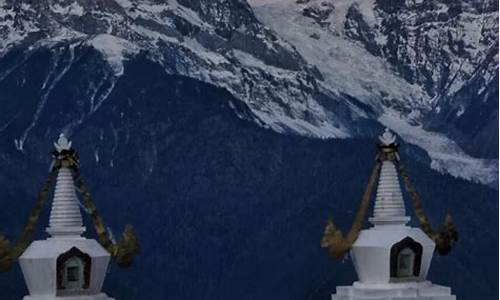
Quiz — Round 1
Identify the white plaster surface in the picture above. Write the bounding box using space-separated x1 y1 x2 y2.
332 280 455 300
19 238 111 298
46 167 85 238
332 130 454 299
350 225 435 284
19 134 113 299
23 293 114 300
369 159 410 226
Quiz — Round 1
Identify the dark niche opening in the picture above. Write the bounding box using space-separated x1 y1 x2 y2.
56 247 91 293
390 237 423 279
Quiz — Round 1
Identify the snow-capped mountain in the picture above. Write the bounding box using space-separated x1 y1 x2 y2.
0 0 370 141
249 0 498 186
339 0 499 159
0 0 497 186
0 2 498 300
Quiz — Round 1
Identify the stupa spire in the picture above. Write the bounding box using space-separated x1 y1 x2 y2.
46 134 85 238
369 128 410 226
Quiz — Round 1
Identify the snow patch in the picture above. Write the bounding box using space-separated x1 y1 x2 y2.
88 34 139 76
51 2 84 17
114 0 133 9
379 112 498 186
249 0 499 185
250 0 429 113
94 149 100 163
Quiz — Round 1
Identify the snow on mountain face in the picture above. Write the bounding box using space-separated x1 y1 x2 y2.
0 0 497 186
345 0 498 96
0 0 369 141
249 0 498 186
342 0 499 159
250 0 430 117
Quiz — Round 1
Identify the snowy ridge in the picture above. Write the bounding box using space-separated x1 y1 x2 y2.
0 0 497 186
249 0 430 113
249 0 498 186
0 0 360 141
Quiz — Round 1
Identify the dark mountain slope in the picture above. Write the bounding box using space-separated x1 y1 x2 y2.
0 54 497 300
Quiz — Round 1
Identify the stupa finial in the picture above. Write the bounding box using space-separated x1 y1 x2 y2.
378 128 396 146
54 133 72 152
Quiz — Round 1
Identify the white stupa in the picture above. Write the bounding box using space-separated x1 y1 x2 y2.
331 129 456 300
19 134 114 300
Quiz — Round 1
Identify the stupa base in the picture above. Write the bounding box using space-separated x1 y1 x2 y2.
23 293 114 300
332 281 455 300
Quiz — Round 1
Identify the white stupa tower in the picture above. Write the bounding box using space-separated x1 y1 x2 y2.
19 134 114 300
330 129 456 300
